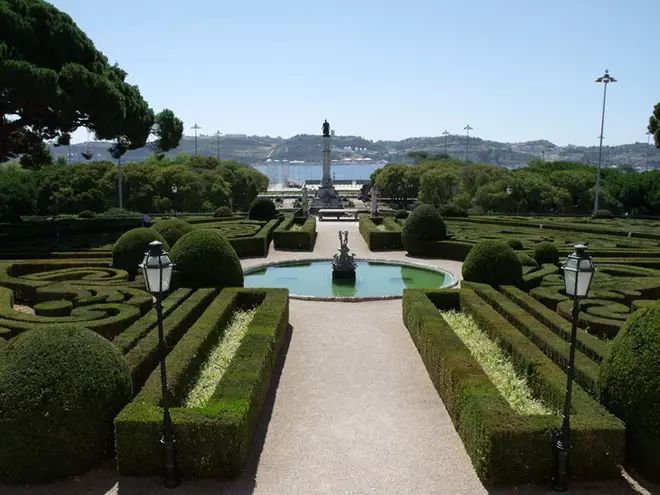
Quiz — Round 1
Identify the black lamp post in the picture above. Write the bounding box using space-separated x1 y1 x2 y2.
553 244 595 492
140 241 179 489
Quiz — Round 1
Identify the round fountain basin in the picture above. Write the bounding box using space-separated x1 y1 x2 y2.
244 259 456 300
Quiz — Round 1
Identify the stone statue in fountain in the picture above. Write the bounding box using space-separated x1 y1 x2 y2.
332 230 357 281
370 185 380 218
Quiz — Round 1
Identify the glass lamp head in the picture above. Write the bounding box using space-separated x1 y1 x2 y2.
139 241 174 294
562 244 595 297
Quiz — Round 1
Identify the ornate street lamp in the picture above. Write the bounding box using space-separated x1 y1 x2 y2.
553 244 595 492
139 241 179 489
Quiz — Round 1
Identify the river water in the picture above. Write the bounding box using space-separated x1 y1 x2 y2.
253 163 384 184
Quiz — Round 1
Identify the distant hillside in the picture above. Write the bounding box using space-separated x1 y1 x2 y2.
49 133 660 170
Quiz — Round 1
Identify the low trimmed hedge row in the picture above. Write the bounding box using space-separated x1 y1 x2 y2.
228 218 281 258
115 288 289 478
358 216 403 250
467 282 600 395
273 216 317 250
402 288 624 485
113 288 194 353
123 288 217 391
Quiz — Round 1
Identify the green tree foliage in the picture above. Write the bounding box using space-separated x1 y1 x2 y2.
151 109 183 156
649 102 660 148
0 0 159 164
407 150 429 164
420 168 459 206
0 154 263 217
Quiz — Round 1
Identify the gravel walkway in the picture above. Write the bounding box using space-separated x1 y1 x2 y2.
2 221 657 494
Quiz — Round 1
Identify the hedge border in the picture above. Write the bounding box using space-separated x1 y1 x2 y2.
358 215 403 251
115 288 289 479
402 288 624 485
228 218 281 258
272 216 317 251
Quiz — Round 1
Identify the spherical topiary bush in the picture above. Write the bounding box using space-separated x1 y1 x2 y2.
533 241 560 264
170 229 244 288
112 228 169 278
401 204 447 256
593 209 614 219
599 303 660 478
462 240 523 286
507 238 523 250
248 198 277 221
395 210 409 220
152 218 194 247
214 206 233 217
78 209 96 219
0 325 132 484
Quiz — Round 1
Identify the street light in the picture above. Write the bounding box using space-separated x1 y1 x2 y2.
215 130 221 160
442 129 450 156
139 241 179 489
464 124 473 162
593 70 617 214
191 123 201 156
553 244 595 492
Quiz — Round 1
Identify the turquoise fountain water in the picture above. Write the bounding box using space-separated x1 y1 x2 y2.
244 260 453 298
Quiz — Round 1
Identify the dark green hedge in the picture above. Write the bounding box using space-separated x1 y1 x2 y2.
0 216 142 239
228 218 281 258
115 288 289 479
358 216 403 251
273 216 317 250
402 288 624 485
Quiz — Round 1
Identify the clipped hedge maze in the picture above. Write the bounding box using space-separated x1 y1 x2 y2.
403 288 624 485
200 218 281 258
0 258 290 481
115 288 289 478
0 261 150 341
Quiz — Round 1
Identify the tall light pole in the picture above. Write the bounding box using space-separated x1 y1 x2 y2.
646 132 651 172
215 130 221 160
464 124 473 162
140 241 179 489
553 245 595 492
190 123 201 156
442 129 450 156
593 70 617 213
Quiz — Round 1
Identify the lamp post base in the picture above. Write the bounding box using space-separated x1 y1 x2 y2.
553 436 569 492
161 435 179 489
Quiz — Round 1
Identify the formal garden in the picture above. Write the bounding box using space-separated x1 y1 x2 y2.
1 183 659 492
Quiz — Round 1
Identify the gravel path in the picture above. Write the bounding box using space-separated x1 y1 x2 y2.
2 221 657 494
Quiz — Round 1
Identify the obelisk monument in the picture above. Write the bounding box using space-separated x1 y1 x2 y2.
311 119 342 212
321 119 332 188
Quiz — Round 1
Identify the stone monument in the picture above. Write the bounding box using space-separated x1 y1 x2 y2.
370 185 380 218
311 119 343 213
301 185 310 217
332 230 357 281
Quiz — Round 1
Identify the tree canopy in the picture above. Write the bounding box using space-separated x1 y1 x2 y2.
0 0 176 164
649 103 660 149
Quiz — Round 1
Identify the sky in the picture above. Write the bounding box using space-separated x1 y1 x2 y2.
50 0 660 146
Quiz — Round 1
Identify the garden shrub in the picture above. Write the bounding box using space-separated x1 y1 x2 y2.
438 204 469 218
395 210 409 220
507 238 523 250
213 206 233 217
0 325 132 484
593 209 614 219
402 204 447 256
112 228 169 278
170 229 243 288
152 218 193 247
534 241 560 264
248 198 277 221
462 240 523 286
78 210 96 219
599 303 660 480
517 252 539 268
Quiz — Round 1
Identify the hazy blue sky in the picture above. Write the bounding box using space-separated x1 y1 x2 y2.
51 0 659 146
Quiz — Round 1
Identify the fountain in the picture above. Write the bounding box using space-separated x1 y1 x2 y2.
332 231 357 281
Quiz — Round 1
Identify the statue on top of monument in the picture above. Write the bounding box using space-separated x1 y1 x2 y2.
322 119 330 137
